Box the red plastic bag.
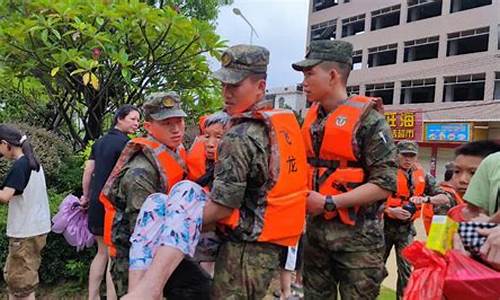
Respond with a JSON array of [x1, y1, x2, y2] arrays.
[[402, 241, 447, 300], [443, 250, 500, 300]]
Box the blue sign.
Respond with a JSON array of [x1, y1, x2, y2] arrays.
[[425, 123, 471, 142]]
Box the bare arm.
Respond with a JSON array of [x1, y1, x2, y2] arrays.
[[81, 159, 95, 205], [307, 183, 391, 215], [0, 187, 16, 204], [203, 199, 234, 225]]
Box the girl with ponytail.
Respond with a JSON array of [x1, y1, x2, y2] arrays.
[[0, 124, 51, 300]]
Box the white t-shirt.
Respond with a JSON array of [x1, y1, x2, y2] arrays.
[[7, 166, 51, 238]]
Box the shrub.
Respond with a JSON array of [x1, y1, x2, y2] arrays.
[[0, 123, 73, 192], [0, 191, 95, 287]]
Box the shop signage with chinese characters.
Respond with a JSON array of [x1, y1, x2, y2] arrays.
[[384, 110, 423, 141], [424, 123, 471, 142]]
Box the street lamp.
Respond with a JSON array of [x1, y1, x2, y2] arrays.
[[232, 7, 259, 45]]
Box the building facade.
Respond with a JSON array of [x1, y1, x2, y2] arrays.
[[308, 0, 500, 179], [266, 84, 308, 118]]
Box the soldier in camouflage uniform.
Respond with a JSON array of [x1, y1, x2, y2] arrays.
[[201, 44, 307, 299], [291, 40, 398, 300], [384, 141, 451, 299], [103, 92, 210, 299]]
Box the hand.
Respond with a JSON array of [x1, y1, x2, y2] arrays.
[[79, 195, 89, 208], [307, 191, 325, 216], [471, 213, 490, 222], [385, 207, 411, 220], [429, 194, 450, 206], [371, 97, 384, 114], [452, 233, 470, 256], [409, 196, 426, 205], [478, 227, 500, 271], [461, 204, 483, 221]]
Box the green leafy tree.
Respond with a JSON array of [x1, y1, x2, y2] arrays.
[[0, 0, 225, 148], [147, 0, 233, 21]]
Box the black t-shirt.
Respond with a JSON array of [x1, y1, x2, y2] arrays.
[[89, 128, 129, 203], [1, 156, 31, 195]]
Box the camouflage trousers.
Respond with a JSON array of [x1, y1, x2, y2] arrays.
[[303, 217, 386, 300], [110, 255, 211, 299], [383, 218, 416, 300], [211, 240, 282, 300]]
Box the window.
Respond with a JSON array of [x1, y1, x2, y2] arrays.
[[265, 94, 276, 105], [341, 14, 365, 37], [494, 72, 500, 100], [310, 20, 337, 41], [447, 27, 489, 56], [347, 85, 359, 96], [366, 82, 394, 105], [407, 0, 442, 23], [278, 97, 286, 108], [450, 0, 492, 13], [313, 0, 338, 12], [400, 78, 436, 104], [352, 50, 362, 70], [498, 25, 500, 50], [443, 73, 485, 102], [404, 36, 439, 62], [371, 5, 400, 31], [368, 44, 397, 67]]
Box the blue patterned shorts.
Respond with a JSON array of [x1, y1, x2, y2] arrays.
[[129, 180, 207, 270]]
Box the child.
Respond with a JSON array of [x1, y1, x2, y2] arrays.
[[0, 124, 51, 300], [452, 141, 500, 219]]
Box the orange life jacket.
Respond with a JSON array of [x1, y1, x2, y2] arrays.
[[198, 115, 208, 134], [422, 182, 464, 234], [187, 136, 207, 182], [302, 96, 373, 225], [217, 109, 308, 247], [385, 165, 426, 221], [99, 137, 187, 257]]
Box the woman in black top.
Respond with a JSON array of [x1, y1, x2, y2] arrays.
[[81, 105, 140, 300]]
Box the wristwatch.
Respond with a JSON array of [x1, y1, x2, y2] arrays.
[[324, 195, 337, 212]]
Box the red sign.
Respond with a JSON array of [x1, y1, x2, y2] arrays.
[[384, 110, 423, 141]]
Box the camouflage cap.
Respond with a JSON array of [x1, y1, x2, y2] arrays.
[[292, 40, 353, 71], [213, 44, 269, 84], [142, 91, 187, 121], [397, 140, 419, 155]]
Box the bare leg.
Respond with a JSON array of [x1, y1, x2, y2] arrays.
[[88, 236, 108, 300], [295, 269, 303, 286], [105, 260, 117, 300], [280, 270, 293, 299], [123, 246, 184, 300], [128, 269, 146, 292]]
